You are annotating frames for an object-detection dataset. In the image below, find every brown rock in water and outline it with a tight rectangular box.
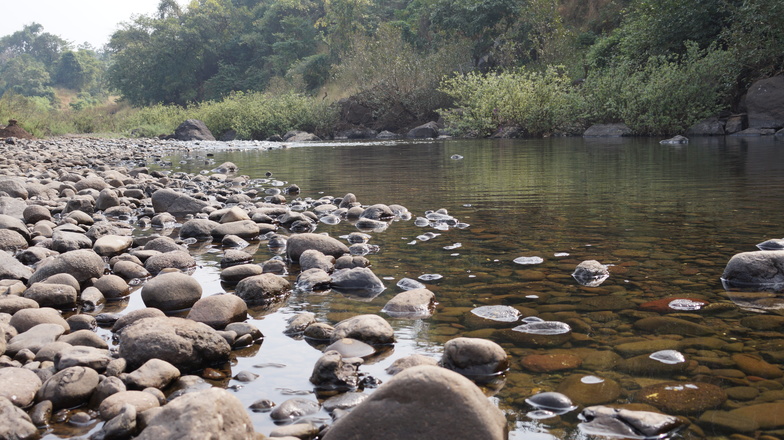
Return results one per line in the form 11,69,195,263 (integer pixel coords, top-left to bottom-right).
634,381,726,415
731,353,783,379
521,353,582,373
556,374,621,406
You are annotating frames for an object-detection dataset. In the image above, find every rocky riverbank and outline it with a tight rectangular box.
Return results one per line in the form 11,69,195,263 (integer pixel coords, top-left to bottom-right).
0,137,516,439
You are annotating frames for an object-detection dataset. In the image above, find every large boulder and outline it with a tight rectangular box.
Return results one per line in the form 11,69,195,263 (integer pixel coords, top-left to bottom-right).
151,188,209,216
187,294,248,329
135,388,256,439
234,273,290,305
322,365,507,440
721,250,784,288
173,119,216,141
0,396,38,440
36,366,100,410
686,117,725,136
746,76,784,129
331,314,395,345
27,249,105,285
330,267,385,297
286,233,349,262
0,367,42,408
406,121,439,139
117,316,231,372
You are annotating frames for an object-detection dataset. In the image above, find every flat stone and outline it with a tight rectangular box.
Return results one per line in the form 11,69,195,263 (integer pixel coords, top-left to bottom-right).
0,367,42,407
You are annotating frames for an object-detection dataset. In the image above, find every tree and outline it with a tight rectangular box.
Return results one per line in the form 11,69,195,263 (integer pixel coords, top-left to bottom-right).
0,54,55,100
0,23,69,76
55,49,103,91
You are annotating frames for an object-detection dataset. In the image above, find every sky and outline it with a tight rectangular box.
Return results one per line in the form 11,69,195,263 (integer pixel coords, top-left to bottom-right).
2,0,169,49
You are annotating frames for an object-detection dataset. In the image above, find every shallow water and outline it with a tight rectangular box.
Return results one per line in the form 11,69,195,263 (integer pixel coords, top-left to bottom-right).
51,136,784,439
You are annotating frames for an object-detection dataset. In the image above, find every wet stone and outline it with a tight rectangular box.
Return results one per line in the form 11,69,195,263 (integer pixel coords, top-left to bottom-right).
520,353,582,373
633,381,727,415
269,397,321,421
556,374,621,406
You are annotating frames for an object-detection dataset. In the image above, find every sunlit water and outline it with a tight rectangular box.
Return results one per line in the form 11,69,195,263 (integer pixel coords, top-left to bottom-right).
49,136,784,439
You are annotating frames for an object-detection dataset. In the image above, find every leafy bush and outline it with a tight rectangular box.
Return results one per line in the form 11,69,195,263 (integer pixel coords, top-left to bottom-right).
582,42,738,134
196,91,337,140
439,66,585,137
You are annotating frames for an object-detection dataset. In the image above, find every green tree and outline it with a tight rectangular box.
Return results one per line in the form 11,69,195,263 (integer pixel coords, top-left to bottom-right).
55,49,103,91
0,23,69,76
0,54,55,101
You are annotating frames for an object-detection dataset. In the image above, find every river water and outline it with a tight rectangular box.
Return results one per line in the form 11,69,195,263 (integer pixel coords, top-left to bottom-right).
54,136,784,439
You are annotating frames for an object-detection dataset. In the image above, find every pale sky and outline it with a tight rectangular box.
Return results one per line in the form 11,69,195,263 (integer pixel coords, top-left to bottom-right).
2,0,170,49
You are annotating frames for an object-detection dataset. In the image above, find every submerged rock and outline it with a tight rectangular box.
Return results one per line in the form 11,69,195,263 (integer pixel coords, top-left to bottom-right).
579,406,687,439
439,337,509,381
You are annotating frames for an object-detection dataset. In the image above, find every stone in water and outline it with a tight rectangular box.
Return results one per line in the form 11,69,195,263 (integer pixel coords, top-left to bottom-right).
470,305,521,323
649,350,685,365
514,256,544,265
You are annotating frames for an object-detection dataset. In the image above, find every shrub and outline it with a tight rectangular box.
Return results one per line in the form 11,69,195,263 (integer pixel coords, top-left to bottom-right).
582,42,738,135
438,66,585,137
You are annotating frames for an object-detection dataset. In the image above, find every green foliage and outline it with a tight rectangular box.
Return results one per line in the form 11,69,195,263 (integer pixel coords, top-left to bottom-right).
722,0,784,82
333,24,472,120
582,43,738,134
0,55,56,101
55,50,104,92
197,91,337,139
439,66,585,137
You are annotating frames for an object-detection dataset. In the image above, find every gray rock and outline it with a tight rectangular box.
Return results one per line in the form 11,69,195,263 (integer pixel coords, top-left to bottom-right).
0,229,28,253
0,214,30,241
33,341,72,363
0,396,38,440
284,312,316,335
360,204,395,220
180,218,219,241
310,350,361,391
173,119,216,141
686,117,725,136
55,345,111,371
583,123,632,137
124,358,180,390
580,405,686,439
220,249,254,268
135,388,255,439
385,354,439,375
143,251,196,275
286,233,349,262
381,288,435,319
0,197,27,218
95,188,120,211
102,403,136,440
111,308,166,334
0,367,42,407
722,250,784,288
118,316,231,372
51,229,92,253
747,75,784,129
659,135,689,144
111,260,150,280
27,249,105,285
93,274,130,300
151,188,209,216
91,376,126,405
407,121,439,138
439,337,509,380
6,323,65,356
141,272,202,311
295,268,332,291
0,296,38,315
220,264,263,284
99,390,160,420
80,287,105,310
9,307,68,333
331,314,395,345
299,249,334,273
572,260,610,287
322,366,506,440
270,397,321,421
0,251,33,282
23,283,77,309
186,294,247,329
66,314,96,332
330,267,385,297
0,178,28,199
144,236,184,253
36,366,100,410
234,273,290,305
57,329,108,348
93,235,134,256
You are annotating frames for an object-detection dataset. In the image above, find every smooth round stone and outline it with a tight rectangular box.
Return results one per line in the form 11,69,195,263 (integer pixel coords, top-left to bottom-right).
0,367,42,407
618,353,691,376
0,297,39,315
525,392,577,414
439,337,509,381
303,323,334,341
520,353,582,373
6,323,66,356
219,249,253,268
124,359,181,390
141,272,203,311
633,382,727,415
93,235,134,256
269,398,321,421
186,294,248,329
556,374,621,406
513,256,544,265
55,346,112,371
323,392,368,412
234,273,291,305
93,275,131,300
465,305,522,329
0,396,38,439
143,251,196,275
727,402,784,429
23,283,78,309
219,264,263,284
283,312,316,335
639,297,708,313
731,353,783,379
331,314,395,346
324,338,376,359
37,366,100,410
381,288,435,319
99,390,160,420
57,329,107,349
384,354,439,375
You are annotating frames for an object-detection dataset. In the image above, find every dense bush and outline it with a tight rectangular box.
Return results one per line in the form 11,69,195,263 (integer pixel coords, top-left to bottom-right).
581,43,738,135
439,66,585,137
